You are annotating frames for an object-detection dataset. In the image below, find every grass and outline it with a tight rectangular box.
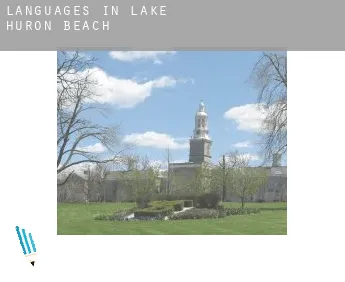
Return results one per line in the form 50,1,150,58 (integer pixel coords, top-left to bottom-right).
57,202,287,235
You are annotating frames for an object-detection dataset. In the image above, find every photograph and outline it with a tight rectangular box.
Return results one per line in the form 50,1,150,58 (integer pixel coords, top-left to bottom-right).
57,50,287,235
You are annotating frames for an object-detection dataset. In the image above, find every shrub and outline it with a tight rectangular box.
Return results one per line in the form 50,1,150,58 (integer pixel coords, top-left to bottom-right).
196,192,220,209
170,208,219,220
152,193,197,203
134,206,174,219
150,200,184,211
224,208,261,216
256,199,265,203
136,192,153,208
149,192,219,209
183,200,193,207
172,201,184,211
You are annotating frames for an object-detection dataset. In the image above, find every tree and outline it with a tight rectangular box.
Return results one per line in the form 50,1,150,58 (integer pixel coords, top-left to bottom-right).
208,151,246,202
118,155,162,206
57,171,86,202
227,154,268,208
189,162,212,194
57,51,127,184
89,163,110,202
250,52,287,164
218,152,245,201
163,147,177,195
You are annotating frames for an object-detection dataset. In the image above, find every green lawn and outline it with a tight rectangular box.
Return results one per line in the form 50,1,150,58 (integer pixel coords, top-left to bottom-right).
57,202,287,235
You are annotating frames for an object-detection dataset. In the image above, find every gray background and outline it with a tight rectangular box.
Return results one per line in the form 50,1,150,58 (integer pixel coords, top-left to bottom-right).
1,0,345,50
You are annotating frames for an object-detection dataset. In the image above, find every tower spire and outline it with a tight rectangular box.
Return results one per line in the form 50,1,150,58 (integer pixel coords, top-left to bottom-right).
193,100,209,140
189,101,212,163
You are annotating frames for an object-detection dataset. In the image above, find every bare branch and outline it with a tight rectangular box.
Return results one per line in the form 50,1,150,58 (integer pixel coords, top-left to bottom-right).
249,52,287,164
57,51,129,177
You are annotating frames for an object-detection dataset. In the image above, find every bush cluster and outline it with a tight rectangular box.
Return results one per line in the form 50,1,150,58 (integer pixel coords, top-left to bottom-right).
170,208,219,220
224,208,261,216
136,192,153,209
183,200,193,207
134,206,174,219
196,192,220,208
256,199,265,203
150,200,184,211
150,192,218,209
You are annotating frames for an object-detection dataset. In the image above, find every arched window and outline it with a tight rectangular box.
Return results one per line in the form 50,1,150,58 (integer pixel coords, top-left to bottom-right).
198,119,201,128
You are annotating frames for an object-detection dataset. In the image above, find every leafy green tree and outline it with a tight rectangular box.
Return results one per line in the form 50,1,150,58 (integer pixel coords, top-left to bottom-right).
230,166,268,208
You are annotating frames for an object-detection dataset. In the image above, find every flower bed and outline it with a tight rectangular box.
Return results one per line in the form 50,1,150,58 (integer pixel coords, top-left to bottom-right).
170,208,219,220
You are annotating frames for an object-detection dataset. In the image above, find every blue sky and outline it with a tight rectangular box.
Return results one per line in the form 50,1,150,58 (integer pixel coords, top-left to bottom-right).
60,51,286,168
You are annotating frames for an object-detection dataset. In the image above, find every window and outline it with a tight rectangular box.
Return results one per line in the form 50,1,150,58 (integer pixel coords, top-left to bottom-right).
202,119,205,127
198,120,201,127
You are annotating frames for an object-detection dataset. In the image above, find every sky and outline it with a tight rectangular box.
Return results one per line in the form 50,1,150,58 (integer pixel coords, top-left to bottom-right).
58,51,287,170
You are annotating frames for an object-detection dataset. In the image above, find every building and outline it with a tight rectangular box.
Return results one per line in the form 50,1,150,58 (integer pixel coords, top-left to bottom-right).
57,101,287,203
166,101,214,193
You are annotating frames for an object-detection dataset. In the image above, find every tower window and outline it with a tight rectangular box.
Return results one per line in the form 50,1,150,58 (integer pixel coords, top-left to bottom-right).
196,130,200,135
198,120,201,127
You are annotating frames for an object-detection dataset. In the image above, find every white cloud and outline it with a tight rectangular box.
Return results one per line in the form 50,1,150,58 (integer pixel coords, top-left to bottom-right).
86,67,177,108
224,103,268,132
123,131,189,150
57,162,97,180
109,51,176,64
232,141,252,148
59,66,182,108
76,143,107,153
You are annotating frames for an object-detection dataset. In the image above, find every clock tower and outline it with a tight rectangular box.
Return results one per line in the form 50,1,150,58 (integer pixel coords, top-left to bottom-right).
189,100,212,163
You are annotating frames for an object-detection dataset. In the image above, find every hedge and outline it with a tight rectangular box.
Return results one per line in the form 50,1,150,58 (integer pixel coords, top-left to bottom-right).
150,200,184,211
183,200,193,207
134,206,174,219
152,192,219,209
93,213,114,220
170,208,219,220
224,208,261,216
196,192,220,208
